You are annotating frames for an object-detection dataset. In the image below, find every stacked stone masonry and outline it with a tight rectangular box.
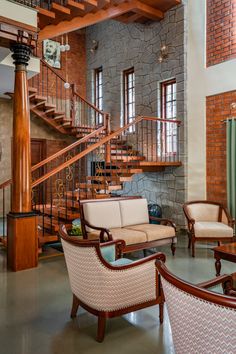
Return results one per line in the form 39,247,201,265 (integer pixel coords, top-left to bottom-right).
86,4,186,227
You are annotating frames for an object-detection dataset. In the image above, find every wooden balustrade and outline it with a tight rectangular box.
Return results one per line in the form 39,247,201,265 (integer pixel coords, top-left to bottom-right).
0,108,181,260
29,58,107,130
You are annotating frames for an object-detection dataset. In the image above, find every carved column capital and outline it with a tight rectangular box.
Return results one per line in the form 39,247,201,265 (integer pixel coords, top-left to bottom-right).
11,43,31,68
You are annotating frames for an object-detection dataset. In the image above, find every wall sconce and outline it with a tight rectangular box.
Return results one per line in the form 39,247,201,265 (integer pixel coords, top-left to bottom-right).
90,40,98,53
158,44,168,63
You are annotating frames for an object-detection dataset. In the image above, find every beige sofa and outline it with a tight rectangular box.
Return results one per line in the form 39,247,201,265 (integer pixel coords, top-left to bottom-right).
80,197,177,254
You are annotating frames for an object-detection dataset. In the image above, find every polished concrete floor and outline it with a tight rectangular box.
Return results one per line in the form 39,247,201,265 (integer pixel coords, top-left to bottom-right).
0,235,235,354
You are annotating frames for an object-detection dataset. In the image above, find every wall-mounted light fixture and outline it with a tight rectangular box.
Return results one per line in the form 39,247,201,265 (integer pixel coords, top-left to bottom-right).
90,40,98,53
158,44,168,63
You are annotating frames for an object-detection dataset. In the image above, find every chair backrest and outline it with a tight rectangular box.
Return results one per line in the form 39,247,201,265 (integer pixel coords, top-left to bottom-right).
80,196,149,232
59,225,155,312
183,201,228,223
156,261,236,354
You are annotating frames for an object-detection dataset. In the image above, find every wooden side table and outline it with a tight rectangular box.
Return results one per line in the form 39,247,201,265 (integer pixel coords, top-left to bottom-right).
212,243,236,276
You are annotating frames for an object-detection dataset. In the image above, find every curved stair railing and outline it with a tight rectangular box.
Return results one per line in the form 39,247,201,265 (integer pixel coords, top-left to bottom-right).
29,58,108,135
0,115,181,251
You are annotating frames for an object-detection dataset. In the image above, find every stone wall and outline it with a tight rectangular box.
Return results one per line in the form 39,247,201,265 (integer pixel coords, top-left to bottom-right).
86,4,186,227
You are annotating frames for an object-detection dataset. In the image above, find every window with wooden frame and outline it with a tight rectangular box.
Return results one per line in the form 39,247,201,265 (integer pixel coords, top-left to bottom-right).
123,67,135,132
94,67,103,124
160,79,177,155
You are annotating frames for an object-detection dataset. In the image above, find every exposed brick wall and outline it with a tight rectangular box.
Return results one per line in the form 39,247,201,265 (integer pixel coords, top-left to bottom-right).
206,90,236,205
207,0,236,67
35,32,86,97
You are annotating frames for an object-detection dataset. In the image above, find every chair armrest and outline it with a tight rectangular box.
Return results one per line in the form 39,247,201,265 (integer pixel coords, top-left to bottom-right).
197,274,233,289
82,219,112,242
93,252,166,309
222,206,235,229
149,216,176,230
100,239,126,258
106,252,166,270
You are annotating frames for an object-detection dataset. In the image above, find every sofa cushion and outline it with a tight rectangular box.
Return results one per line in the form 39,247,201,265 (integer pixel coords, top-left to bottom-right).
126,224,176,242
187,203,220,222
194,222,234,238
83,201,122,232
119,198,149,227
88,227,147,245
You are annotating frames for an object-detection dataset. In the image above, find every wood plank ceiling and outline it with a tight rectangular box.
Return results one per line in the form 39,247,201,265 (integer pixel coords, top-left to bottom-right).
38,0,181,40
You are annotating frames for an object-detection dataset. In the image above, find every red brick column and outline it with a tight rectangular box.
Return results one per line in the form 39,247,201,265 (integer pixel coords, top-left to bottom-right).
207,0,236,67
206,91,236,205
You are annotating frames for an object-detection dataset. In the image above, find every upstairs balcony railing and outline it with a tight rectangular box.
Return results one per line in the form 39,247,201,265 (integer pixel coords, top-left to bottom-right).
11,0,38,8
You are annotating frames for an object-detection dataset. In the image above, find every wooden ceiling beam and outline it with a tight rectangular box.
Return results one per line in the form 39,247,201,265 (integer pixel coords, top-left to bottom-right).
133,1,164,21
115,12,142,24
39,1,140,40
51,2,71,15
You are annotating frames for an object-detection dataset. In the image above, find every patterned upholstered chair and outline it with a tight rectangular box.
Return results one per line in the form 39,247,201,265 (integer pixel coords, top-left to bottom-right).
59,225,166,342
156,261,236,354
183,201,235,257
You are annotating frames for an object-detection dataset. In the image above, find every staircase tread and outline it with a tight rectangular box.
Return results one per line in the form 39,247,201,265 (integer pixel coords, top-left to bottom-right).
77,183,122,190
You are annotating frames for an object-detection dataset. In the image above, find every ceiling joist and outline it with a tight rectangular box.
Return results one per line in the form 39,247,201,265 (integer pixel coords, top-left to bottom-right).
38,0,181,40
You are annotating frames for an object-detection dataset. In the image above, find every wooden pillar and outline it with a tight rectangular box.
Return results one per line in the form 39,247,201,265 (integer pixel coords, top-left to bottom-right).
7,43,38,271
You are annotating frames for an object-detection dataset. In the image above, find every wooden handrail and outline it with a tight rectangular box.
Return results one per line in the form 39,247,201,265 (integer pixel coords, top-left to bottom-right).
32,115,180,187
32,125,106,171
73,90,107,116
0,179,11,190
40,59,108,117
1,115,181,190
0,125,106,190
40,58,67,83
142,116,182,124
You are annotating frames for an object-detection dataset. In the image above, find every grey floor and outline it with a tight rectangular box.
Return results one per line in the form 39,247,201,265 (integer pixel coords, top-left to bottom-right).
0,234,235,354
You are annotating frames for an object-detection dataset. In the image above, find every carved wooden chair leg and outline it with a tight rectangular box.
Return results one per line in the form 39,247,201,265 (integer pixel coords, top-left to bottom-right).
71,294,80,318
159,301,164,324
188,233,191,249
192,239,195,257
171,242,176,256
97,315,106,342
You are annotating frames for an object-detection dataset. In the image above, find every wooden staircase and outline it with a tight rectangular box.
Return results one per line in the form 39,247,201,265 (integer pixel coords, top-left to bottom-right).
30,129,181,250
27,58,109,139
1,60,182,255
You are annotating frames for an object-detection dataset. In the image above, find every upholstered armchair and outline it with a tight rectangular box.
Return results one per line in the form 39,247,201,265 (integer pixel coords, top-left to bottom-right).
156,261,236,354
59,225,166,342
183,201,235,257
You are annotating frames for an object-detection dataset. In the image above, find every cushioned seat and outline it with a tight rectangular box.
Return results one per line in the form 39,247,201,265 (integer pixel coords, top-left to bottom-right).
126,224,175,242
81,197,177,254
88,227,147,245
183,201,235,257
194,222,234,238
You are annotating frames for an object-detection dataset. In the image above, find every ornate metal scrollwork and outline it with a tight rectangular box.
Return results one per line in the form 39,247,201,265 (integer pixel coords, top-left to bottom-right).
54,179,65,208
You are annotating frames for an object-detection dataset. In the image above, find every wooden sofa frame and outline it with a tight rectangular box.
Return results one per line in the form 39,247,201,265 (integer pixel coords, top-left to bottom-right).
183,200,235,257
79,196,176,255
